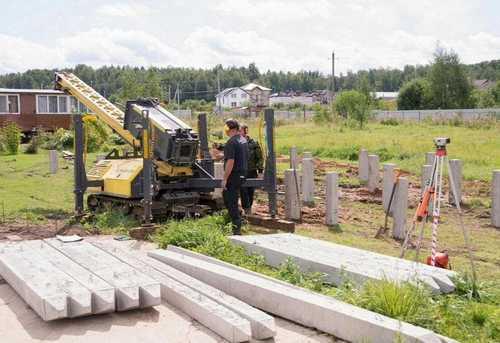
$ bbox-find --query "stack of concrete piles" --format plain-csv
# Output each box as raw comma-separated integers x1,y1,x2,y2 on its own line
229,233,456,294
0,239,276,342
150,245,456,343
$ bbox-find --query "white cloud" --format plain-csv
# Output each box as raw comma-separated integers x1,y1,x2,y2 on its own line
96,3,151,17
0,0,498,75
0,34,65,74
60,28,181,67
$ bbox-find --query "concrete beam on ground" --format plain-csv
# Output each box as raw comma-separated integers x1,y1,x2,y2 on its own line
367,154,380,193
382,163,396,215
92,241,253,342
301,158,315,207
149,248,450,343
392,177,408,240
22,240,115,314
45,239,160,311
492,170,500,228
0,241,93,320
358,149,369,183
325,172,339,226
229,234,455,294
284,169,301,221
448,159,463,205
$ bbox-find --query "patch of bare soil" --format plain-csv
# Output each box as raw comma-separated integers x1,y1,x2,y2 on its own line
0,219,87,241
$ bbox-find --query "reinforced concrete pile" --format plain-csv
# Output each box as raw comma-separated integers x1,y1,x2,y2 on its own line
229,233,456,294
0,237,457,342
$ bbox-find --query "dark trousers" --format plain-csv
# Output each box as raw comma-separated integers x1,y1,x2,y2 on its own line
223,172,244,235
240,169,258,210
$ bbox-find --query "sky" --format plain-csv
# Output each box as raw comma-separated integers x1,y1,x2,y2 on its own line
0,0,499,75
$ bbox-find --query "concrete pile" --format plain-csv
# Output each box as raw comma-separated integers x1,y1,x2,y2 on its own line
0,238,276,342
229,233,456,294
150,245,455,343
93,240,275,341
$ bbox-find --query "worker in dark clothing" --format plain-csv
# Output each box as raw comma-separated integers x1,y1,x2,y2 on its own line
239,123,264,215
222,119,248,235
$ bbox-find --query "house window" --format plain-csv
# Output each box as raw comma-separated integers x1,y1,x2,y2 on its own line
231,93,237,98
37,95,88,114
241,93,247,99
231,102,237,107
0,94,20,114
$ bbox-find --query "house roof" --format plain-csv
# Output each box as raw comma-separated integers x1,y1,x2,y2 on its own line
241,83,271,91
372,91,399,99
473,79,495,91
216,87,249,98
0,88,65,95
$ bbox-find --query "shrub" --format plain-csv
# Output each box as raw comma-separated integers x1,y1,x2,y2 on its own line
335,90,371,128
0,122,21,155
380,118,400,126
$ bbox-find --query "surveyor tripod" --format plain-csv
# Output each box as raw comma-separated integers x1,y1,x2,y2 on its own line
400,138,479,294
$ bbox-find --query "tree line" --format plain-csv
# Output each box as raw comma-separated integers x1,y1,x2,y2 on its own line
397,47,500,110
0,58,498,106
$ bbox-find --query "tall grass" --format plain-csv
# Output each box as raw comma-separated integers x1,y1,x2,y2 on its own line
153,215,500,342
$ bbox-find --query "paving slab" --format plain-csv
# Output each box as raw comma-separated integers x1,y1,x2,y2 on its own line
45,239,161,311
230,234,455,294
92,241,253,342
150,248,448,343
0,241,92,320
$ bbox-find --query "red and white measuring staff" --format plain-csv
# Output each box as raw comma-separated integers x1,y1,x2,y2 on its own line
430,146,447,266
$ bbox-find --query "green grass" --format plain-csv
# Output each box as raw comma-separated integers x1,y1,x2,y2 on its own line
153,214,500,343
268,120,500,181
0,151,75,217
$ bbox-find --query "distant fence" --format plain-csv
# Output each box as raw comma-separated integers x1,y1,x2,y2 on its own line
274,110,314,121
171,109,192,120
373,108,500,121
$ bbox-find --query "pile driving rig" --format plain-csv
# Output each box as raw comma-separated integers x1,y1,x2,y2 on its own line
54,72,278,221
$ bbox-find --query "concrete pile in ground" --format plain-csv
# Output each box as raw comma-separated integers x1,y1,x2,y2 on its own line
0,240,114,320
149,246,453,343
45,239,161,311
93,240,275,341
229,233,456,294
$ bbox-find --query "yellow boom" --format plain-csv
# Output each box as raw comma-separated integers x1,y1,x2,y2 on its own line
55,72,139,148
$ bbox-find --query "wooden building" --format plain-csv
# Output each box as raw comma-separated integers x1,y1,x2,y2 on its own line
0,88,88,135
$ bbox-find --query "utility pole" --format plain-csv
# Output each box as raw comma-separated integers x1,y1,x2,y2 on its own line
168,85,171,103
217,70,221,115
177,82,180,111
331,50,335,102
